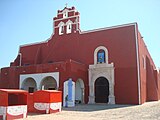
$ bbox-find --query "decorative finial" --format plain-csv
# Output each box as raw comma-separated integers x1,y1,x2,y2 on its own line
65,3,68,8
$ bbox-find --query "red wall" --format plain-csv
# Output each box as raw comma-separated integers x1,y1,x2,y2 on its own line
0,24,141,104
0,60,88,103
137,29,159,104
0,6,158,105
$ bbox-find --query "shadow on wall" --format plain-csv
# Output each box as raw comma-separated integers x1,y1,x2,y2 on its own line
62,104,134,112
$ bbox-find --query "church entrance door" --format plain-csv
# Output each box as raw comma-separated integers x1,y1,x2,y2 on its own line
95,77,109,103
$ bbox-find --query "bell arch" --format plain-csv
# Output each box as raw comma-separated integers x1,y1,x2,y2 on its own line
58,22,64,35
66,20,73,34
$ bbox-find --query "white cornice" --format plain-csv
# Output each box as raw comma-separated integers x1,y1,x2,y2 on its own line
134,23,141,104
20,40,47,48
80,22,137,34
19,23,137,51
54,22,79,28
19,32,54,48
54,15,79,22
58,9,76,15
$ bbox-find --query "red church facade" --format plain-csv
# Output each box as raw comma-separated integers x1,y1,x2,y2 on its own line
0,6,159,105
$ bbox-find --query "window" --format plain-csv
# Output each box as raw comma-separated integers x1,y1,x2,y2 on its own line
97,50,106,63
94,46,108,65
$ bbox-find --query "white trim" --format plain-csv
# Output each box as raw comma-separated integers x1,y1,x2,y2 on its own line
66,20,73,34
80,22,137,34
94,46,108,64
58,9,76,15
88,63,115,104
135,24,141,104
62,9,69,14
58,21,65,27
58,22,65,35
19,30,55,48
19,23,136,48
62,9,68,18
18,25,55,48
19,72,59,90
66,20,73,25
20,41,47,48
54,15,79,22
54,22,79,28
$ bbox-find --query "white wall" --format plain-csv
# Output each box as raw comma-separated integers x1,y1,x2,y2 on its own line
19,72,59,90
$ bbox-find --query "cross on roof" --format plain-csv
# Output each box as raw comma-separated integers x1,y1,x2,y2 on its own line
65,3,68,8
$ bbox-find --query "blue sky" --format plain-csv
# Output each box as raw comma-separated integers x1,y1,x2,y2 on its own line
0,0,160,68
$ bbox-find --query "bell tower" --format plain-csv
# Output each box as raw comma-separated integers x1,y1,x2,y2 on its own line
53,6,80,35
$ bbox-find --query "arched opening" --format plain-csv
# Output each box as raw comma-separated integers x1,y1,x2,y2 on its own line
94,46,108,65
58,22,64,35
66,20,73,34
40,76,57,90
95,77,109,103
63,11,68,18
75,79,85,104
21,77,37,93
97,49,106,64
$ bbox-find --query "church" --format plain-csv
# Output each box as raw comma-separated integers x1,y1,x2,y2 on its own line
0,6,160,105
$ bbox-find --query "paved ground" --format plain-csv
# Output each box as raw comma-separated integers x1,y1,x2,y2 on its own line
23,101,160,120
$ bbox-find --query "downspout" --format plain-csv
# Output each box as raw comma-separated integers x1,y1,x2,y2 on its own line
135,24,141,104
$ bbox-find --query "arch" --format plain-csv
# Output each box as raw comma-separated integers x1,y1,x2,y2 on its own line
95,77,109,103
66,20,73,34
21,77,37,93
62,9,68,18
40,76,57,90
92,74,112,86
94,46,108,64
58,22,64,35
75,79,85,104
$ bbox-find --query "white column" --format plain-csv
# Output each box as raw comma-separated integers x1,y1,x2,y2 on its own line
88,70,95,104
108,68,115,104
108,83,115,104
88,85,95,104
81,88,85,104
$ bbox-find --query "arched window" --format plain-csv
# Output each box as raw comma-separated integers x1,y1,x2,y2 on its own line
97,49,106,63
66,20,72,34
94,46,108,64
58,22,64,35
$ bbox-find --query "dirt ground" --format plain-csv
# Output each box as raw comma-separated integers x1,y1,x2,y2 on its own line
21,101,160,120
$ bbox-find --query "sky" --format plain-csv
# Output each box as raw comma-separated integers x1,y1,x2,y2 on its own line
0,0,160,68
